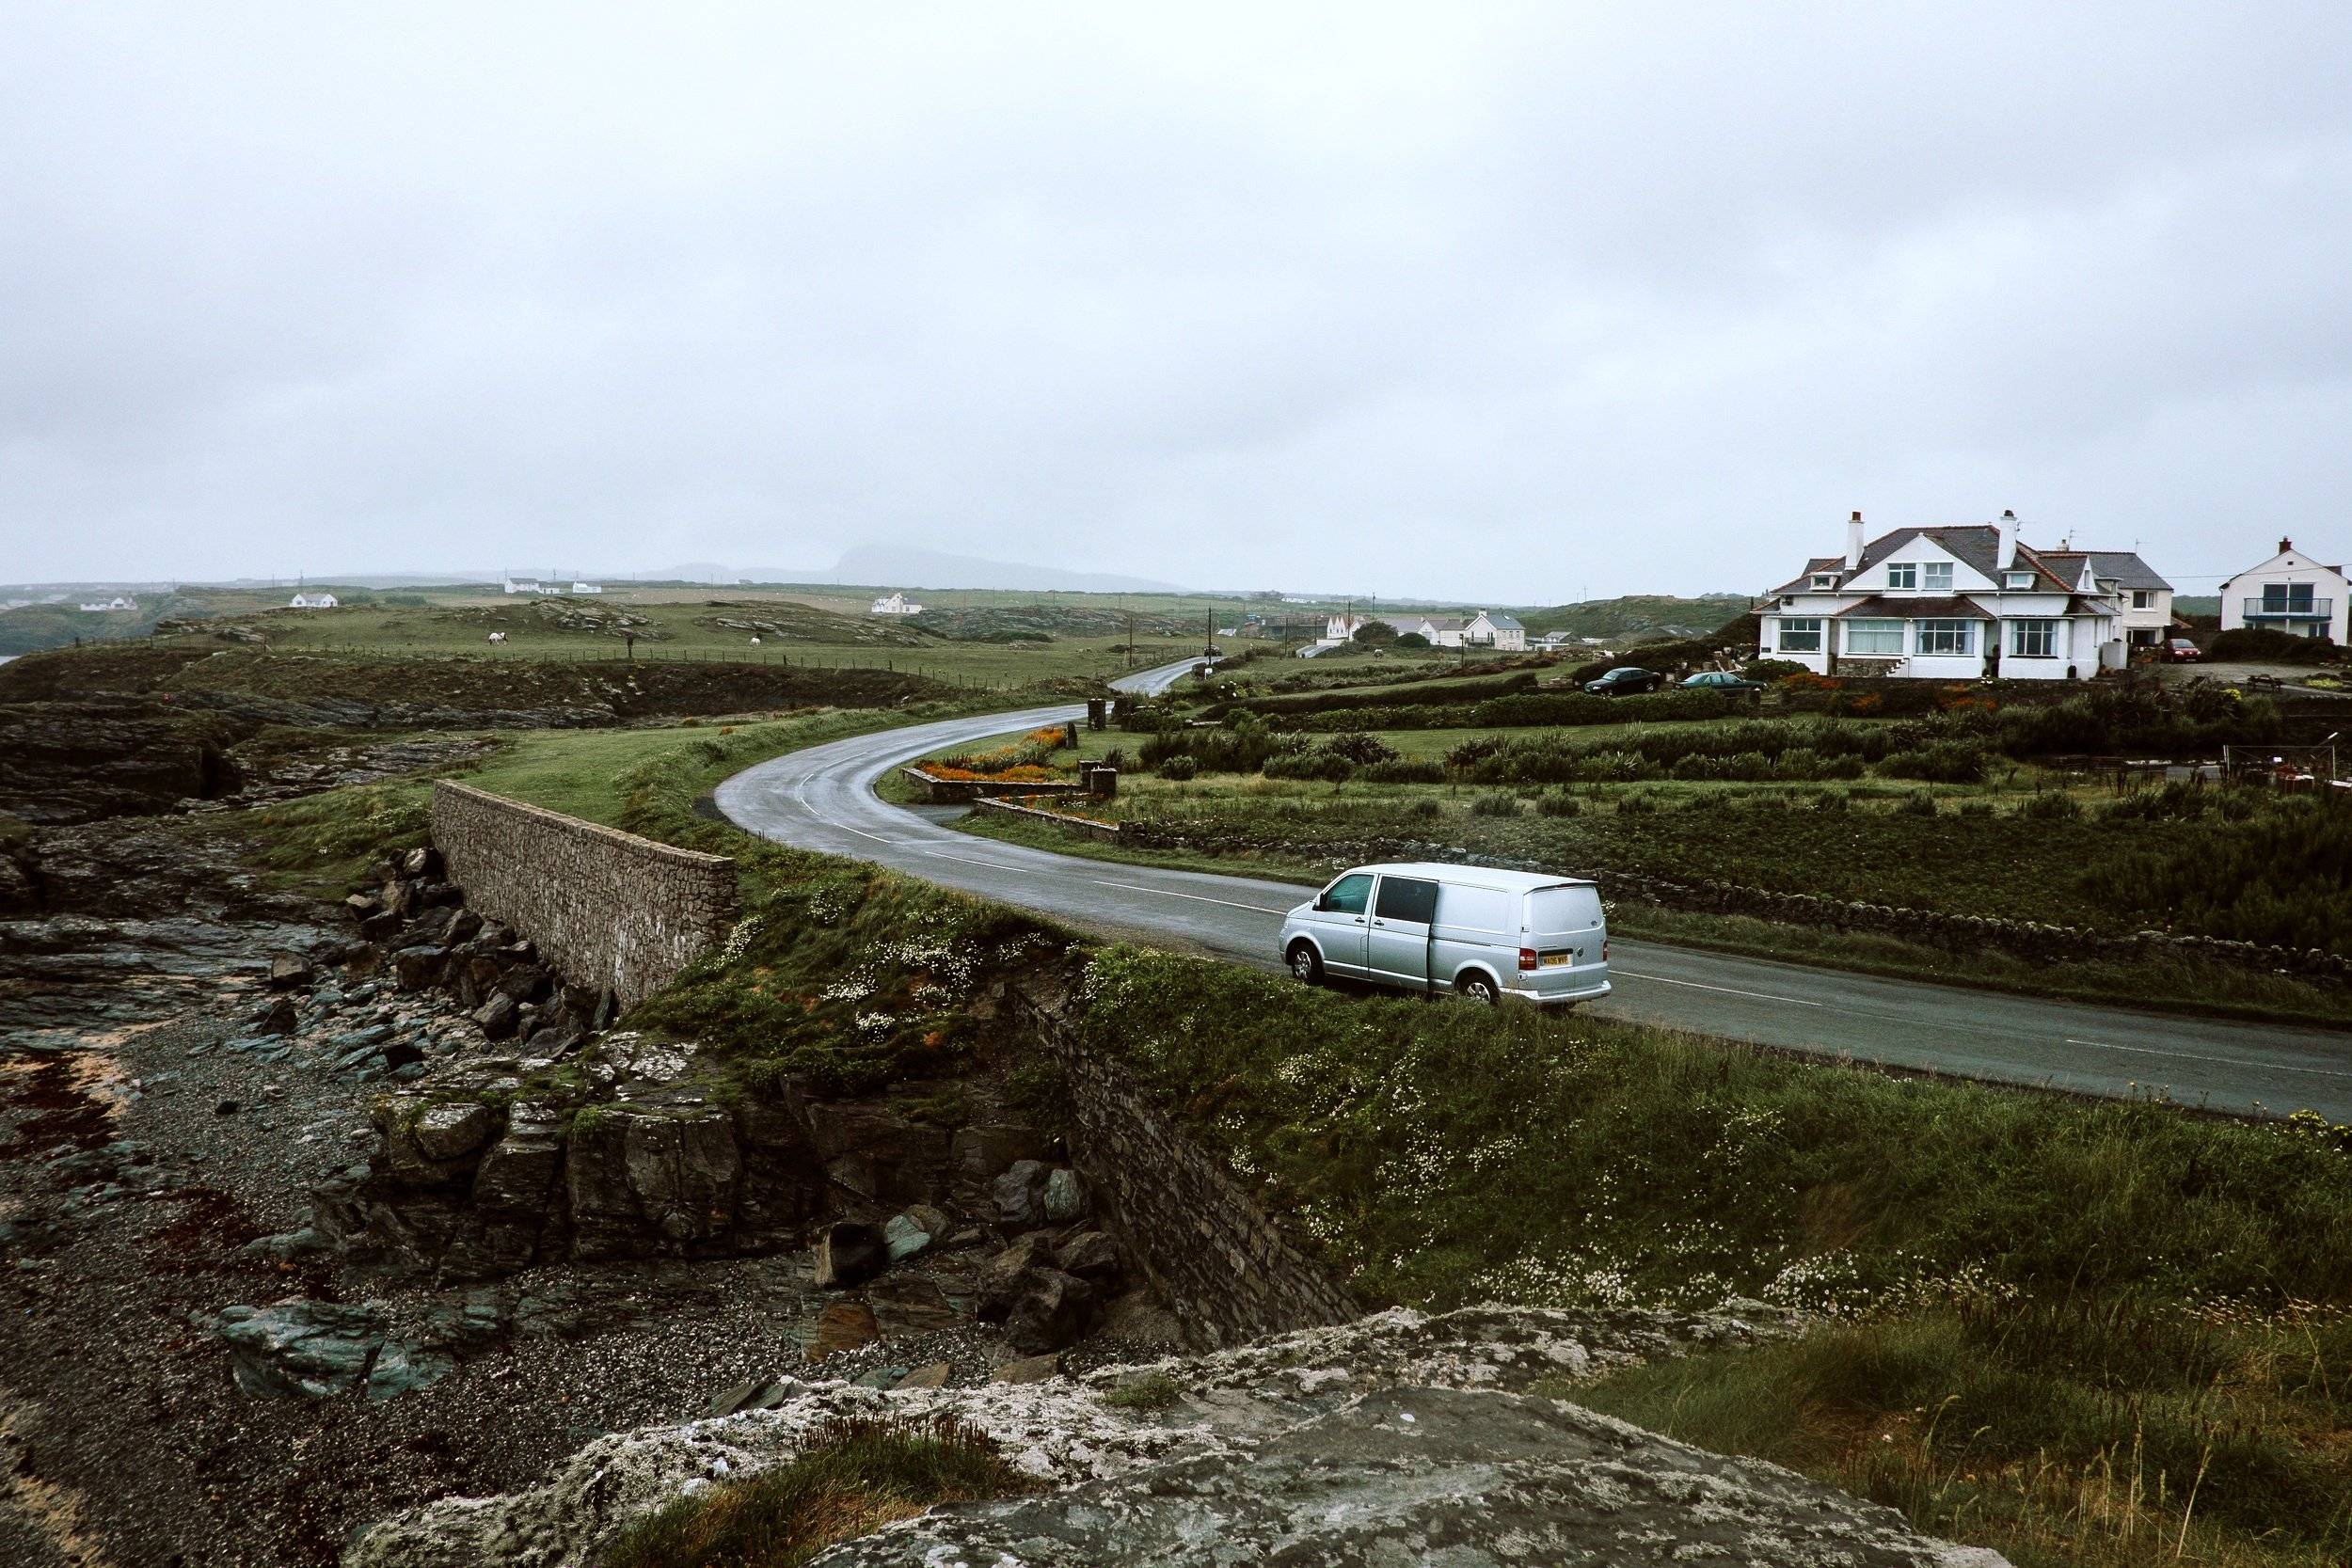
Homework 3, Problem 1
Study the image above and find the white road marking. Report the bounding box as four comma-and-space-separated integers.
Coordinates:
1612, 968, 1823, 1007
2064, 1037, 2352, 1080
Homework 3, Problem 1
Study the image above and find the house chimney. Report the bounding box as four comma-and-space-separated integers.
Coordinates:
1845, 511, 1865, 569
2280, 536, 2295, 555
1997, 509, 2018, 569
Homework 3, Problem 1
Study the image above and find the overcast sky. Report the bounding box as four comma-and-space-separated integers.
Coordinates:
5, 4, 2347, 601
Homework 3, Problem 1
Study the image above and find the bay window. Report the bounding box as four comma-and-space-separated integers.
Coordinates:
1916, 619, 1976, 657
1843, 619, 1903, 655
2009, 619, 2058, 658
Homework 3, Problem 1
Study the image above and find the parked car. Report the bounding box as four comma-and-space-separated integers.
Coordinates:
1681, 670, 1765, 692
2165, 638, 2202, 662
1582, 666, 1664, 696
1279, 863, 1611, 1006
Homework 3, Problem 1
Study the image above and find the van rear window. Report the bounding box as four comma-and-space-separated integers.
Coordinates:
1527, 886, 1597, 933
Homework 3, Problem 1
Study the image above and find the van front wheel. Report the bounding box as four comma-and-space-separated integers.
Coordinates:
1287, 942, 1324, 986
1456, 972, 1501, 1006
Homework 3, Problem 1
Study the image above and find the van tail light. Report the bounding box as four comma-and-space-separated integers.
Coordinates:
1518, 947, 1538, 973
1601, 939, 1610, 961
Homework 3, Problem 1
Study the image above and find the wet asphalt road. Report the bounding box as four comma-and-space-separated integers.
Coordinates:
714, 661, 2352, 1121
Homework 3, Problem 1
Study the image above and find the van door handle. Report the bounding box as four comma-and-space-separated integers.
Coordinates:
1371, 920, 1386, 927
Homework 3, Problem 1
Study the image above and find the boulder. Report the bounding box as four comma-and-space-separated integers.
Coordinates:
256, 995, 299, 1037
213, 1300, 452, 1401
470, 992, 520, 1039
992, 1159, 1051, 1227
866, 1275, 961, 1336
267, 952, 315, 990
975, 1233, 1055, 1322
1004, 1269, 1096, 1355
882, 1203, 951, 1261
1054, 1230, 1120, 1281
811, 1221, 887, 1290
808, 1301, 880, 1360
1042, 1167, 1087, 1223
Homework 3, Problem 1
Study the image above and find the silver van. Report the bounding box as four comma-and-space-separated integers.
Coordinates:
1279, 862, 1611, 1006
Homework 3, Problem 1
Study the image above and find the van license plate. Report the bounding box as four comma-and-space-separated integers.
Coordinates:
1539, 952, 1572, 968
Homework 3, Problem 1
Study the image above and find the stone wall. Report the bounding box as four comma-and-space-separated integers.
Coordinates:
971, 796, 1123, 842
1020, 982, 1359, 1349
429, 782, 738, 1007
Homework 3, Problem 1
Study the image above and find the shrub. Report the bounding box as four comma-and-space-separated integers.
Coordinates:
1263, 750, 1355, 782
1394, 631, 1430, 649
1744, 658, 1809, 682
1323, 731, 1400, 766
2016, 790, 2081, 820
1879, 740, 1989, 784
1156, 754, 1199, 781
1811, 790, 1849, 813
1535, 789, 1582, 818
1470, 791, 1526, 817
1618, 792, 1659, 815
1895, 792, 1941, 817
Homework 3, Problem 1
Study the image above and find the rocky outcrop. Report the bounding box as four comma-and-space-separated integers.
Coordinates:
0, 695, 243, 823
342, 1304, 2005, 1568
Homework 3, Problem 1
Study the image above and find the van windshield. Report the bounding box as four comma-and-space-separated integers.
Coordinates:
1526, 885, 1596, 935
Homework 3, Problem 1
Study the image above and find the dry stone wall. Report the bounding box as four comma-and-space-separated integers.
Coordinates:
1017, 982, 1359, 1349
429, 781, 737, 1007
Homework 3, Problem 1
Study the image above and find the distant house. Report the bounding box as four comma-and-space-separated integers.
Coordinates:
1467, 611, 1526, 651
503, 578, 564, 595
570, 581, 603, 595
1318, 613, 1373, 645
2217, 538, 2348, 644
1760, 511, 2166, 680
870, 592, 924, 615
76, 595, 135, 612
288, 592, 339, 610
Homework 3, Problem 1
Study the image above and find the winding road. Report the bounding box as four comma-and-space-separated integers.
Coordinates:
715, 661, 2352, 1121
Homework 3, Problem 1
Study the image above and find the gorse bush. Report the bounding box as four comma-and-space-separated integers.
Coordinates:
2016, 790, 2082, 821
1469, 791, 1525, 817
1878, 740, 1989, 784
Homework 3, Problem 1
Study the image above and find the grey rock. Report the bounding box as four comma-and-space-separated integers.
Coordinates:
1054, 1230, 1120, 1280
988, 1352, 1062, 1385
470, 992, 520, 1039
992, 1158, 1051, 1227
214, 1300, 383, 1398
975, 1232, 1055, 1322
1042, 1166, 1087, 1223
881, 1203, 950, 1261
821, 1385, 2010, 1568
1003, 1268, 1096, 1355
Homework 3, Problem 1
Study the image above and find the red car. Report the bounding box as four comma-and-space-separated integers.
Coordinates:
2165, 638, 2201, 662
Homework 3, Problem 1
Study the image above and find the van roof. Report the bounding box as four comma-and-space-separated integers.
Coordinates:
1344, 863, 1595, 892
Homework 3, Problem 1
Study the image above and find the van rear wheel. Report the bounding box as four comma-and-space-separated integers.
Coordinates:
1287, 942, 1324, 985
1456, 972, 1501, 1006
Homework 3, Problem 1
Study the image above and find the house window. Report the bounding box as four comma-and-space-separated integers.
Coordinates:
1916, 619, 1976, 657
1844, 619, 1903, 655
1810, 574, 1836, 589
2005, 571, 2035, 590
1886, 562, 1917, 590
1922, 562, 1954, 591
2010, 619, 2058, 658
1776, 617, 1823, 653
2130, 589, 2154, 610
2261, 584, 2315, 612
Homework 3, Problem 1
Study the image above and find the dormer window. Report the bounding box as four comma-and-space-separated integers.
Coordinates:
1810, 573, 1836, 589
1922, 562, 1953, 591
2005, 571, 2035, 590
1887, 563, 1917, 589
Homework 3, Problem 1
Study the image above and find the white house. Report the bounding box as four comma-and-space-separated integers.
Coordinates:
869, 592, 924, 615
2217, 538, 2349, 644
1467, 611, 1526, 651
502, 578, 553, 595
569, 581, 603, 595
288, 592, 339, 609
1759, 511, 2156, 681
76, 595, 135, 612
1318, 612, 1373, 645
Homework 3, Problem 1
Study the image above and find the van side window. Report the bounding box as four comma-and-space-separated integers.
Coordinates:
1374, 877, 1439, 923
1321, 874, 1374, 914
